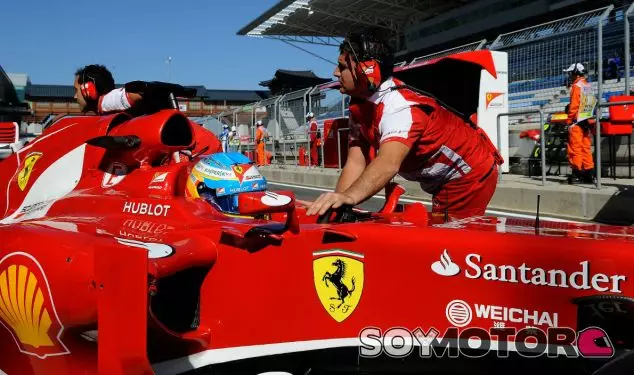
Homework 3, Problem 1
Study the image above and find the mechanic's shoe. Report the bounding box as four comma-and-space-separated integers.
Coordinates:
567, 170, 583, 184
582, 169, 596, 184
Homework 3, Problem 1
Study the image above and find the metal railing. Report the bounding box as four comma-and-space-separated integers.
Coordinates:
497, 110, 546, 185
625, 2, 634, 96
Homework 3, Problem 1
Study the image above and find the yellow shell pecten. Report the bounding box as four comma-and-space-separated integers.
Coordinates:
0, 264, 53, 348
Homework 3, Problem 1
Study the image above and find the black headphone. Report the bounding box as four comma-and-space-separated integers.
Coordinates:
346, 33, 383, 93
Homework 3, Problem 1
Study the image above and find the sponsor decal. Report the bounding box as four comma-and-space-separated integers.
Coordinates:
17, 153, 43, 191
0, 252, 69, 359
118, 219, 174, 242
150, 172, 168, 184
197, 165, 234, 179
244, 174, 263, 181
115, 237, 174, 259
445, 299, 559, 329
431, 249, 459, 276
359, 325, 613, 359
252, 183, 259, 189
232, 164, 251, 183
485, 92, 505, 109
446, 300, 472, 327
261, 192, 291, 207
225, 185, 263, 195
122, 202, 171, 217
217, 187, 225, 195
313, 249, 364, 322
431, 250, 627, 293
148, 172, 169, 190
102, 162, 127, 188
14, 202, 50, 219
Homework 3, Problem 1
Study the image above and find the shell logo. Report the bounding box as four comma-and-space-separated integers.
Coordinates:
0, 252, 69, 359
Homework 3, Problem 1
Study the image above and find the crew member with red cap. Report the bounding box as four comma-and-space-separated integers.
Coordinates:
302, 30, 503, 220
563, 62, 597, 184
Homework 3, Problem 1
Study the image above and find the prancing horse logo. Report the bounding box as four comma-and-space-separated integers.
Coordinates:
322, 259, 356, 308
313, 250, 364, 322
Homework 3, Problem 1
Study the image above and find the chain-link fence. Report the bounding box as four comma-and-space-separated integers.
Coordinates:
626, 3, 634, 94
490, 6, 613, 128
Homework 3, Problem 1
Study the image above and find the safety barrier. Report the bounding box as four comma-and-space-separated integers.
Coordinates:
595, 99, 634, 188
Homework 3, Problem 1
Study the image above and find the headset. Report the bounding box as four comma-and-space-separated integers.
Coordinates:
346, 33, 384, 93
345, 33, 472, 125
80, 70, 99, 102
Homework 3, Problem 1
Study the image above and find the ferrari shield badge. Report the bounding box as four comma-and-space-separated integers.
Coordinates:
313, 249, 364, 322
232, 164, 249, 183
0, 252, 69, 358
17, 153, 42, 191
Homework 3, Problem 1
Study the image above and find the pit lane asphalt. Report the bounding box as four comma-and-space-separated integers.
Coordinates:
268, 182, 581, 223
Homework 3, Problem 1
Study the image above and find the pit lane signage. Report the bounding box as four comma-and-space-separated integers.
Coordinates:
431, 250, 627, 293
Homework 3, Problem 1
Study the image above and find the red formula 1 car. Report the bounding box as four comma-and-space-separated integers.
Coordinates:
1, 78, 634, 375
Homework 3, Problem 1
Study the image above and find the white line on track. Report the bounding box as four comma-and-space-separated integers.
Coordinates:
268, 181, 581, 223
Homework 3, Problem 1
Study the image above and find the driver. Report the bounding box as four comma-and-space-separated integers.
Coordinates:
185, 152, 267, 215
303, 30, 502, 220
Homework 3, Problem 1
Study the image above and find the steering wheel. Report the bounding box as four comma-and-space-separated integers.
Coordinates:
316, 205, 371, 224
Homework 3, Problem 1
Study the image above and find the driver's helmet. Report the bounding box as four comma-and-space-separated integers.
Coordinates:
185, 152, 267, 214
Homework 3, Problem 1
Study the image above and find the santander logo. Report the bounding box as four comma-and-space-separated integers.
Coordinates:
431, 249, 460, 276
431, 250, 627, 293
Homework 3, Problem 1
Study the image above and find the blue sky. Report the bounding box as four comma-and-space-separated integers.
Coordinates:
2, 0, 338, 90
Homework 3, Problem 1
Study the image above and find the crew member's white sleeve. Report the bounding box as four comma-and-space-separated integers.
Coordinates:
98, 88, 132, 113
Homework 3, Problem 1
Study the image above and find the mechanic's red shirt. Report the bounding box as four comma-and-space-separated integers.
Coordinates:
309, 120, 318, 143
348, 77, 497, 194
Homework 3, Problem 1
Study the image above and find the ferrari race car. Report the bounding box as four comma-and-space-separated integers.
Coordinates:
1, 77, 634, 375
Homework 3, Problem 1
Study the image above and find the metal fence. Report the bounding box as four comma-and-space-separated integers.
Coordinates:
490, 6, 613, 125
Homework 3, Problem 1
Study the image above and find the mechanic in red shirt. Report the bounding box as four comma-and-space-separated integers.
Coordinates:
73, 64, 221, 157
304, 31, 502, 220
306, 112, 320, 166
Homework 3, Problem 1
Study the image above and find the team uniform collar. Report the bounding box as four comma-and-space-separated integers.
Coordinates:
366, 77, 396, 104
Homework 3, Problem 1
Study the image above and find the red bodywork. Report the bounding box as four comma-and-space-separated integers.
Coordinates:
1, 61, 634, 374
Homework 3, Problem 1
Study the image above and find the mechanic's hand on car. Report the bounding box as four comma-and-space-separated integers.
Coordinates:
305, 192, 355, 216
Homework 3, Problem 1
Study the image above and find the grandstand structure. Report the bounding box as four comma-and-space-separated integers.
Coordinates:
223, 0, 634, 171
